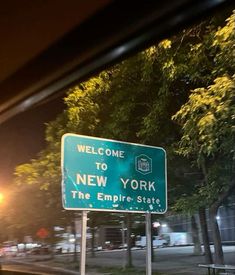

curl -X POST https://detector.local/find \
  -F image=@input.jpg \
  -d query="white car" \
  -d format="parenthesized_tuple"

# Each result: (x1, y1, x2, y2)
(136, 236, 168, 248)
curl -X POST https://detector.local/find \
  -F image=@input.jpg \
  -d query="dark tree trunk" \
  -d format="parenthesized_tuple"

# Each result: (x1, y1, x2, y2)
(126, 213, 133, 268)
(198, 207, 213, 263)
(208, 180, 235, 264)
(151, 214, 154, 262)
(72, 222, 78, 262)
(199, 160, 213, 263)
(191, 214, 202, 255)
(73, 213, 81, 263)
(209, 206, 224, 264)
(50, 226, 56, 259)
(200, 158, 235, 264)
(88, 212, 97, 258)
(91, 227, 96, 258)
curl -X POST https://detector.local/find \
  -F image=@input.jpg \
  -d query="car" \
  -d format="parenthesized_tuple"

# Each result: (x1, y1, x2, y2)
(135, 236, 168, 248)
(27, 245, 51, 255)
(0, 245, 18, 257)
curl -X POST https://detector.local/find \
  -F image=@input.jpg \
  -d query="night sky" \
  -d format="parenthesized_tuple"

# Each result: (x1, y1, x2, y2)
(0, 97, 64, 186)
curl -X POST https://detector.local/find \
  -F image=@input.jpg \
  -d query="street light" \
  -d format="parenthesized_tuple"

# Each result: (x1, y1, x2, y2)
(0, 192, 4, 204)
(153, 222, 161, 228)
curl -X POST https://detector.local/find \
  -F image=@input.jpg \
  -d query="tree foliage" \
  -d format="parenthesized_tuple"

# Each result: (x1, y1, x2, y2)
(173, 75, 235, 207)
(8, 72, 112, 240)
(172, 11, 235, 210)
(172, 11, 234, 264)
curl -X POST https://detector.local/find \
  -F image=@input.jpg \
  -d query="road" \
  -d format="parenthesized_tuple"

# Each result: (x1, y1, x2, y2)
(1, 246, 235, 275)
(0, 258, 79, 275)
(85, 245, 235, 274)
(1, 263, 54, 274)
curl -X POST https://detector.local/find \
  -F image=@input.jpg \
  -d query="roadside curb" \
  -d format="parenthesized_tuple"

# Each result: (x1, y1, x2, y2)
(9, 259, 80, 274)
(9, 259, 104, 275)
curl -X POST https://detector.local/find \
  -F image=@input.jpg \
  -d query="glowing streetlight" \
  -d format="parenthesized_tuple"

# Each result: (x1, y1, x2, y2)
(0, 192, 4, 204)
(153, 222, 161, 228)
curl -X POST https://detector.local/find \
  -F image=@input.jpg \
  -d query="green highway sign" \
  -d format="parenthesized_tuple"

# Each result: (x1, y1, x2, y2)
(61, 134, 167, 213)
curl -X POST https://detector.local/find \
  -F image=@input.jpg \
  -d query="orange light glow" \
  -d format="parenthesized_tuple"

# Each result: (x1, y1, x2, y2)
(0, 192, 4, 203)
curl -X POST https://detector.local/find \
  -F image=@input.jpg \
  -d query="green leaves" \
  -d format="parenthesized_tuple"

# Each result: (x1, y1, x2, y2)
(213, 11, 235, 75)
(171, 11, 235, 212)
(173, 75, 235, 160)
(64, 72, 110, 136)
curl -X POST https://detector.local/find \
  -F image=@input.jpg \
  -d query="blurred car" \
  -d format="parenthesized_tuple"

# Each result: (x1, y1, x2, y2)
(104, 241, 122, 250)
(0, 243, 18, 257)
(135, 235, 168, 248)
(27, 245, 51, 255)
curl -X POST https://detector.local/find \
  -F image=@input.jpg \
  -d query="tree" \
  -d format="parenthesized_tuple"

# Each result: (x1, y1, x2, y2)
(172, 10, 235, 264)
(11, 72, 114, 259)
(11, 151, 72, 242)
(173, 75, 235, 263)
(102, 19, 215, 263)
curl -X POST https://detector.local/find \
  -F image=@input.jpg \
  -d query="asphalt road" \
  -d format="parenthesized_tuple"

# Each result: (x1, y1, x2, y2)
(85, 245, 235, 274)
(1, 258, 79, 275)
(1, 262, 56, 274)
(1, 246, 235, 275)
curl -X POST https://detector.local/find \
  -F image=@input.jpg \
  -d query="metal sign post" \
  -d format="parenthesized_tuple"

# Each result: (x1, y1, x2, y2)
(121, 220, 126, 269)
(80, 210, 88, 275)
(61, 134, 167, 274)
(146, 212, 152, 275)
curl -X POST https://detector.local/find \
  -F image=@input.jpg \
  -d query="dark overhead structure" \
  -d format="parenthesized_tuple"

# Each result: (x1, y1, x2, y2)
(0, 0, 233, 123)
